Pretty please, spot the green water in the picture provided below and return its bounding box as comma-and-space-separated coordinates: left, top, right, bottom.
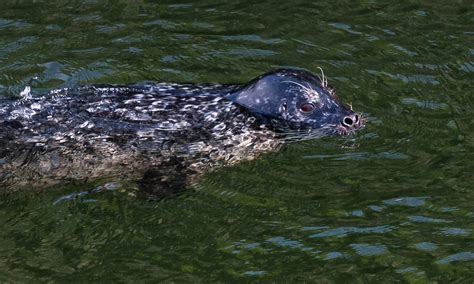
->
1, 0, 473, 282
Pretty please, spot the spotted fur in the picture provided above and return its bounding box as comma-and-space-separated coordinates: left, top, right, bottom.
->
0, 69, 363, 193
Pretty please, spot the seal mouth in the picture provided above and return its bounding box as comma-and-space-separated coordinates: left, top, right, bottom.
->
278, 115, 366, 143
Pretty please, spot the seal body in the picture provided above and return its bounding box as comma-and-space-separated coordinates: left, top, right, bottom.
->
0, 69, 363, 194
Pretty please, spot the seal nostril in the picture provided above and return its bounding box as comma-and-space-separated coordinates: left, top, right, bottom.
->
343, 117, 354, 127
354, 114, 359, 123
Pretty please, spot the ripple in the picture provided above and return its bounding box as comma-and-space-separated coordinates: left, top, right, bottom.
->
68, 47, 106, 55
407, 215, 451, 223
329, 23, 363, 35
414, 242, 438, 252
389, 44, 418, 56
439, 228, 470, 237
160, 55, 189, 63
144, 19, 180, 29
309, 225, 394, 238
96, 24, 127, 34
168, 4, 193, 9
350, 243, 387, 256
324, 252, 344, 260
303, 151, 409, 161
209, 48, 278, 57
192, 21, 215, 30
243, 270, 265, 276
72, 14, 102, 23
0, 18, 33, 30
436, 252, 474, 264
125, 47, 143, 54
222, 35, 284, 44
0, 0, 473, 281
367, 70, 440, 85
350, 210, 364, 217
266, 237, 303, 248
39, 61, 70, 83
400, 97, 448, 110
460, 62, 474, 73
301, 226, 329, 231
383, 197, 427, 207
0, 36, 38, 60
52, 182, 121, 205
292, 39, 329, 50
368, 205, 385, 212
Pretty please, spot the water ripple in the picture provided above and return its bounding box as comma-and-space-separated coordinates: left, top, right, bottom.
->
0, 0, 473, 281
436, 252, 474, 265
414, 242, 438, 252
309, 225, 394, 238
407, 215, 451, 223
383, 197, 427, 207
367, 70, 440, 85
350, 243, 387, 256
439, 228, 470, 237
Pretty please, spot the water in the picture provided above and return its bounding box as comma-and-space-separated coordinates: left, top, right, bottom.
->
1, 0, 473, 281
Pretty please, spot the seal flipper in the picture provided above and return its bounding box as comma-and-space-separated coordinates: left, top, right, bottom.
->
137, 158, 191, 200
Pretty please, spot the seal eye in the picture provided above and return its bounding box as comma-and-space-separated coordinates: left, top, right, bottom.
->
300, 103, 315, 113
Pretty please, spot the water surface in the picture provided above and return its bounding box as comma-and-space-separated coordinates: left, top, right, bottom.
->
0, 0, 473, 282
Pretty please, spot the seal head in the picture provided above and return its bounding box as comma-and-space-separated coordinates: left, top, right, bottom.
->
226, 69, 362, 135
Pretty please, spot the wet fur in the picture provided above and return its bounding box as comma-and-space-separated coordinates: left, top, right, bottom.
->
0, 69, 362, 195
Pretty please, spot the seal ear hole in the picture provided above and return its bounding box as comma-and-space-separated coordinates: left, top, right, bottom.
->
299, 103, 315, 113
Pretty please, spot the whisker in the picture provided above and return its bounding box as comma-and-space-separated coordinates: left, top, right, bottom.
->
282, 80, 310, 91
316, 67, 328, 87
282, 80, 319, 99
276, 127, 334, 143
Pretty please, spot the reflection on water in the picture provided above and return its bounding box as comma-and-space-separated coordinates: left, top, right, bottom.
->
0, 0, 473, 281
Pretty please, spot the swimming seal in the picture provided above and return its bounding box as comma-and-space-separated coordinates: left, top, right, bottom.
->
0, 68, 363, 196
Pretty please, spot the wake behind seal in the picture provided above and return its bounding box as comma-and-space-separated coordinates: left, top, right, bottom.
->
0, 68, 364, 196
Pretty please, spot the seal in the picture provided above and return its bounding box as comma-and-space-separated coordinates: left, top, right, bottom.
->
0, 68, 363, 196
